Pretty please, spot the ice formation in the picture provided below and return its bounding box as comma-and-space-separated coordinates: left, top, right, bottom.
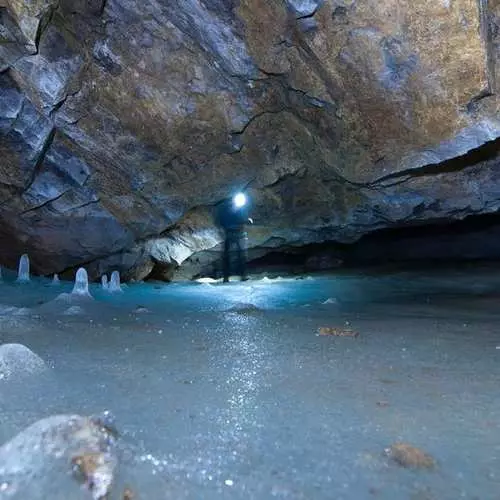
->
51, 274, 60, 285
71, 268, 92, 298
0, 266, 3, 282
101, 275, 109, 290
109, 271, 122, 293
16, 254, 30, 283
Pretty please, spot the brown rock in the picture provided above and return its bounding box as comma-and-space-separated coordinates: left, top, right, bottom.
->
318, 326, 359, 337
386, 443, 435, 469
123, 487, 135, 499
71, 451, 115, 499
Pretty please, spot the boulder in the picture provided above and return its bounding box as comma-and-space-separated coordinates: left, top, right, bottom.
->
0, 343, 46, 381
0, 414, 117, 499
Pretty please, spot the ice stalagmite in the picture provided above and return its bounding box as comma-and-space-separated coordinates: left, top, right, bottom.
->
109, 271, 122, 293
101, 275, 109, 290
16, 254, 30, 283
51, 274, 60, 285
71, 268, 92, 298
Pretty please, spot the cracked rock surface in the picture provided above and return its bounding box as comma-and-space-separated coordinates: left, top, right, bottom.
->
1, 0, 500, 278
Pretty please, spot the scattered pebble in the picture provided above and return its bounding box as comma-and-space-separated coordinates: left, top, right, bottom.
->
385, 443, 435, 469
317, 326, 359, 338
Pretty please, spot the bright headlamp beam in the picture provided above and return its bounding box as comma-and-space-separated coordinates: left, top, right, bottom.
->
233, 192, 247, 208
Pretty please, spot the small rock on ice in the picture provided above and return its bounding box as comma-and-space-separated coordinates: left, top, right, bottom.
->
322, 298, 338, 304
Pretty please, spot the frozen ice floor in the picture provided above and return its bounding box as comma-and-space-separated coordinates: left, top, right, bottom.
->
0, 265, 499, 499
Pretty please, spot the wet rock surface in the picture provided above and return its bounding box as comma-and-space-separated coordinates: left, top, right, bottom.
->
1, 1, 500, 278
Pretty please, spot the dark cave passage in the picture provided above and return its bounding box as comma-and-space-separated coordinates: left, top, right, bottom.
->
246, 212, 500, 275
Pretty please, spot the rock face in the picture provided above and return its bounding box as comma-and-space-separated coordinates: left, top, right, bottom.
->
1, 0, 500, 279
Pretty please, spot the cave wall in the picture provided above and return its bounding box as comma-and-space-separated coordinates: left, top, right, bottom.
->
2, 0, 500, 278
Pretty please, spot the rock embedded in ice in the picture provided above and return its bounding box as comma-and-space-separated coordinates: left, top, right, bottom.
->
63, 306, 85, 316
109, 271, 123, 293
72, 268, 92, 298
16, 254, 30, 283
228, 303, 261, 314
0, 415, 117, 499
0, 343, 47, 381
101, 275, 109, 290
322, 297, 338, 304
133, 306, 150, 314
385, 443, 435, 469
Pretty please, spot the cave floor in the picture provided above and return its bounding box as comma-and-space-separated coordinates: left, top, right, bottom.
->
0, 265, 499, 499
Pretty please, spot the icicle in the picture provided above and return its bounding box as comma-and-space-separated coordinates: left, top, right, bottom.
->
71, 268, 92, 298
16, 254, 30, 283
109, 271, 122, 293
101, 275, 109, 290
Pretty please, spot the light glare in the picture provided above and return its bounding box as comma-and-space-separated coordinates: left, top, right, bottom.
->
233, 192, 247, 208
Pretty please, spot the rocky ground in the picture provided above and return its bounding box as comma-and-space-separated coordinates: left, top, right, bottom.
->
0, 265, 499, 498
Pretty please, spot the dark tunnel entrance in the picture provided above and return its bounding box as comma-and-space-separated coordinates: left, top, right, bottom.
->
246, 212, 500, 275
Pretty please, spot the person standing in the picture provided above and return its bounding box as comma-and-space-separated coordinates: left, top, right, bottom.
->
216, 193, 253, 282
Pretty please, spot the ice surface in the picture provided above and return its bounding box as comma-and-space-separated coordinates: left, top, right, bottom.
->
108, 271, 122, 293
101, 275, 108, 290
0, 266, 499, 498
71, 268, 92, 298
16, 254, 30, 283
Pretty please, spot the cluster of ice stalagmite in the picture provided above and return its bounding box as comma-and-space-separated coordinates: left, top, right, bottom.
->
100, 271, 122, 293
4, 256, 126, 300
16, 254, 30, 283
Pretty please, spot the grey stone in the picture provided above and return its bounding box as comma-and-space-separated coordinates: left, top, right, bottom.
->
0, 414, 116, 499
0, 343, 46, 381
